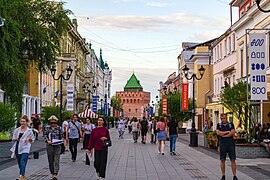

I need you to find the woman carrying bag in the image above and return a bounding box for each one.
[43,115,63,180]
[88,117,111,180]
[83,117,95,165]
[11,115,35,180]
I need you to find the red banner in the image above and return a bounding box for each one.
[182,83,189,111]
[162,98,167,115]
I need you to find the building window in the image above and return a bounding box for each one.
[127,99,129,103]
[136,108,138,113]
[220,43,222,59]
[228,37,231,53]
[240,49,244,77]
[105,80,107,88]
[134,99,136,103]
[232,74,235,85]
[217,78,219,94]
[214,79,217,95]
[130,99,132,103]
[224,39,227,56]
[129,108,131,112]
[232,34,235,51]
[138,99,140,103]
[217,45,219,60]
[221,77,223,89]
[123,99,125,103]
[214,48,217,62]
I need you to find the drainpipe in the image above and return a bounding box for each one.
[204,50,213,127]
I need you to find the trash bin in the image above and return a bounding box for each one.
[33,151,39,159]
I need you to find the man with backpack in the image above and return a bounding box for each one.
[216,113,238,180]
[66,114,82,162]
[140,117,149,144]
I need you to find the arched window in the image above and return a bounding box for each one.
[130,99,132,103]
[134,99,136,103]
[127,99,129,103]
[129,108,131,112]
[138,99,140,103]
[123,99,125,103]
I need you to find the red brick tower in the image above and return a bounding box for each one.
[116,73,150,119]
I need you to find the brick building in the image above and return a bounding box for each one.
[116,73,150,119]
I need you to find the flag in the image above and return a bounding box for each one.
[43,87,47,94]
[54,90,59,98]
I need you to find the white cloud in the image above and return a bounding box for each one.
[189,30,223,42]
[146,2,175,8]
[77,13,229,32]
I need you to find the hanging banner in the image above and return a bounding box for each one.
[104,103,108,116]
[249,33,267,100]
[182,83,189,110]
[92,96,97,113]
[162,98,167,115]
[66,84,74,111]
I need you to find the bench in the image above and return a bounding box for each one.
[236,143,269,159]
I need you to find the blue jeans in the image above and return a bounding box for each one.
[169,134,177,152]
[16,153,29,176]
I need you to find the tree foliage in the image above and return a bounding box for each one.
[41,106,72,125]
[111,95,123,111]
[0,102,18,132]
[159,91,193,123]
[220,81,250,130]
[0,0,71,110]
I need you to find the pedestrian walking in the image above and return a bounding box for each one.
[167,117,178,155]
[67,114,83,162]
[118,116,125,139]
[31,115,41,140]
[140,117,149,144]
[156,116,166,155]
[88,117,111,179]
[216,113,238,180]
[10,115,35,180]
[149,117,153,143]
[62,116,71,152]
[152,119,157,143]
[131,117,140,143]
[83,117,95,165]
[43,115,63,180]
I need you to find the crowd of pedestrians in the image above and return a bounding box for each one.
[12,112,268,180]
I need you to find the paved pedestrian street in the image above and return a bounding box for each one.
[0,129,267,180]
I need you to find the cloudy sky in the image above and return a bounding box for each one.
[62,0,237,101]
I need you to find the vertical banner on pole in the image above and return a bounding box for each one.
[162,97,167,115]
[92,96,97,113]
[182,83,189,111]
[104,103,108,116]
[66,84,74,111]
[249,33,267,100]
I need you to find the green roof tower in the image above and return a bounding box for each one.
[124,73,143,92]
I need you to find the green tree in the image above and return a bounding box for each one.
[111,95,123,113]
[159,91,193,123]
[220,81,252,130]
[0,102,18,132]
[0,0,71,110]
[41,106,72,125]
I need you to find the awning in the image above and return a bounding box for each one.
[78,109,97,118]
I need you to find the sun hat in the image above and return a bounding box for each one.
[48,115,58,121]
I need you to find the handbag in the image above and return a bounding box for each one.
[156,128,160,132]
[102,140,112,147]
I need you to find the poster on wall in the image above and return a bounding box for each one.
[249,33,267,100]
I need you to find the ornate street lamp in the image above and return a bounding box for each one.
[50,65,73,123]
[183,64,206,147]
[82,83,96,109]
[255,0,270,13]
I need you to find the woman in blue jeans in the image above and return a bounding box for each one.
[10,115,35,180]
[167,117,178,155]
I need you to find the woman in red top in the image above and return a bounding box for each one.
[88,117,110,179]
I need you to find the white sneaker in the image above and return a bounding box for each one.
[96,172,100,179]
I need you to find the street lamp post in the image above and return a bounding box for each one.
[50,65,73,123]
[182,64,206,147]
[82,83,96,110]
[255,0,270,13]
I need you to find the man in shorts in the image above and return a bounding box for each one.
[140,117,149,144]
[216,113,238,180]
